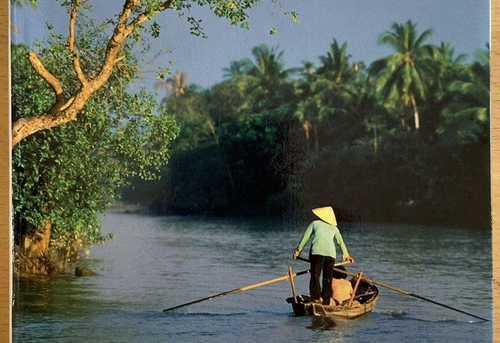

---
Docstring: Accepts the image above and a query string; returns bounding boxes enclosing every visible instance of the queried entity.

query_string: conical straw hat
[312,206,337,226]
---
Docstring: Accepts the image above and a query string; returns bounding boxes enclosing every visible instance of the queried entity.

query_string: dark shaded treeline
[124,21,490,228]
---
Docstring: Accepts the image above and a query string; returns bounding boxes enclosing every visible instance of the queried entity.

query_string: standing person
[293,206,354,304]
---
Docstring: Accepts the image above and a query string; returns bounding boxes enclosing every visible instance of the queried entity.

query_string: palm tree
[293,61,317,143]
[222,59,253,79]
[371,20,433,130]
[453,47,489,110]
[422,42,467,138]
[315,38,358,114]
[348,73,388,154]
[441,47,489,144]
[239,44,295,113]
[428,42,466,99]
[301,61,316,78]
[295,39,357,153]
[155,71,189,98]
[248,44,293,91]
[431,42,466,66]
[317,39,356,83]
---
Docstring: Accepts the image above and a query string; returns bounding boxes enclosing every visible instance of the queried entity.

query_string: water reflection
[307,316,338,331]
[14,276,101,318]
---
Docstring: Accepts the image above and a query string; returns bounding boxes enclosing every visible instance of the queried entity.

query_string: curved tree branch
[92,0,175,89]
[68,0,88,86]
[28,52,64,104]
[127,0,174,31]
[12,0,174,147]
[12,109,75,147]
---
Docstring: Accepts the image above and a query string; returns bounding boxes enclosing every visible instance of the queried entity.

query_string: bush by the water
[12,23,178,275]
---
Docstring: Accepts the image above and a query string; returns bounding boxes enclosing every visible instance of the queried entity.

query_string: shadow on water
[378,309,408,318]
[306,316,338,331]
[161,311,248,318]
[377,310,488,325]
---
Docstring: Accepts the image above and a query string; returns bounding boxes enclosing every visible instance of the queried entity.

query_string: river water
[14,212,492,342]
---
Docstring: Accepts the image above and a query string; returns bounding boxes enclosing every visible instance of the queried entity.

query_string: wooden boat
[286,276,380,319]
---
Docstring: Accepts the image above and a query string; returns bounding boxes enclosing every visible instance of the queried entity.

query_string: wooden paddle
[163,260,352,312]
[296,256,490,322]
[162,269,309,312]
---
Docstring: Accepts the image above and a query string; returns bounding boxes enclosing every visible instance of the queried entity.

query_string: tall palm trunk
[206,119,219,145]
[302,120,312,151]
[373,125,379,155]
[411,95,420,130]
[312,123,320,154]
[400,117,407,130]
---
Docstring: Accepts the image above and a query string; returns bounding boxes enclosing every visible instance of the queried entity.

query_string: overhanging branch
[68,0,88,86]
[126,0,174,31]
[12,0,175,147]
[28,52,65,105]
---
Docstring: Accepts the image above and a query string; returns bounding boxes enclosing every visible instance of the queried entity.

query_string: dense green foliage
[125,21,490,228]
[11,0,38,7]
[12,24,179,245]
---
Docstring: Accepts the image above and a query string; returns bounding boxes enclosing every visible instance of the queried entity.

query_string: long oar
[297,256,489,322]
[162,269,309,312]
[163,260,352,313]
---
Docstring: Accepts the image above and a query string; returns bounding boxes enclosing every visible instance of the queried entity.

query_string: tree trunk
[303,120,311,140]
[411,96,420,130]
[206,119,219,145]
[313,123,320,155]
[22,221,52,258]
[302,120,312,152]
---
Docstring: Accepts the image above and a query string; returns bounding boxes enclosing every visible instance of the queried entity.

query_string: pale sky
[12,0,489,91]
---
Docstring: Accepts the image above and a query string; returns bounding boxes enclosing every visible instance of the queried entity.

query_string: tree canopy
[13,23,178,249]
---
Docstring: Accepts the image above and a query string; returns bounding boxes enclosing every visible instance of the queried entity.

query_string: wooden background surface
[0,0,10,342]
[0,1,497,342]
[492,1,499,340]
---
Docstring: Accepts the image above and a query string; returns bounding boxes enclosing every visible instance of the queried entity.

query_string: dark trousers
[309,254,335,303]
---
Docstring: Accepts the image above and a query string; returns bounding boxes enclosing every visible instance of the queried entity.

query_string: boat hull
[287,282,379,319]
[290,294,379,319]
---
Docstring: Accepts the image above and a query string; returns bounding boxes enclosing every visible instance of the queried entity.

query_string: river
[13,212,492,342]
